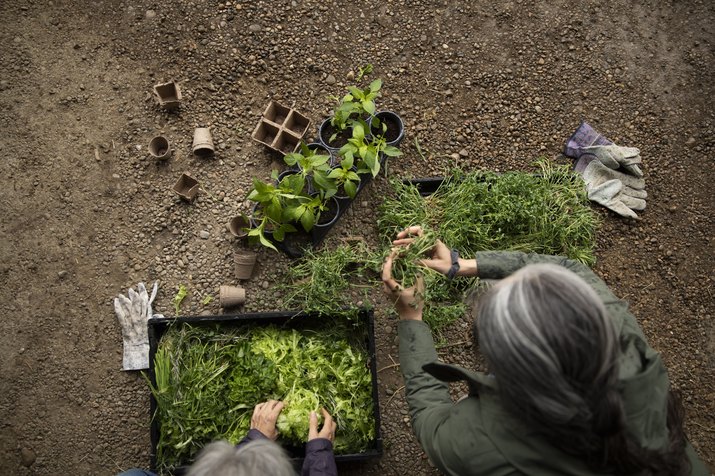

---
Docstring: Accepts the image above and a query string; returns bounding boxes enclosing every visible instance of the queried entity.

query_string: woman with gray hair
[187,400,337,476]
[382,226,709,476]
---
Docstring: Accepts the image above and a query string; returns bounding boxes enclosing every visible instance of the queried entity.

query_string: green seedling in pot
[284,142,331,179]
[247,173,304,250]
[328,155,361,199]
[339,121,402,177]
[328,79,383,140]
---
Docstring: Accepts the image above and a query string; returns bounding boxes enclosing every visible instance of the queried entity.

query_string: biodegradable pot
[369,111,405,146]
[234,251,257,280]
[148,135,171,160]
[173,173,200,202]
[227,215,250,239]
[153,81,182,110]
[192,128,215,157]
[219,285,246,308]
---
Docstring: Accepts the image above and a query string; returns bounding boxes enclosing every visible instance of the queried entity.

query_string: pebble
[249,24,261,32]
[20,448,36,467]
[325,74,336,85]
[459,149,468,157]
[145,10,156,19]
[58,270,69,279]
[199,230,210,239]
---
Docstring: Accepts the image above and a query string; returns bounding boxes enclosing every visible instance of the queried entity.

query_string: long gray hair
[476,263,690,474]
[187,439,295,476]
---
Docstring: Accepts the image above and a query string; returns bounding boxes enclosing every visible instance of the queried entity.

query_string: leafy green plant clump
[148,323,376,471]
[377,160,598,331]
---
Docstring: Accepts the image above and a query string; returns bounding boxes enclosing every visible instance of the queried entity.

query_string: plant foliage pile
[377,160,598,330]
[280,241,380,319]
[148,322,375,471]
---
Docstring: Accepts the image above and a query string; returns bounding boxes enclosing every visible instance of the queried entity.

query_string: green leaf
[327,168,342,179]
[344,181,358,199]
[352,123,365,142]
[259,232,278,250]
[341,155,354,169]
[363,100,375,115]
[369,79,382,93]
[300,210,315,231]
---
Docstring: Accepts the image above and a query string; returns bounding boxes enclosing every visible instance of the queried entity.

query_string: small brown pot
[227,215,250,239]
[219,285,246,308]
[192,127,215,157]
[153,81,182,110]
[173,173,200,202]
[148,135,171,160]
[234,251,257,280]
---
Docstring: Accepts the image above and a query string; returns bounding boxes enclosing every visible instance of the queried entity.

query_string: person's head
[476,264,621,443]
[475,263,691,474]
[187,439,294,476]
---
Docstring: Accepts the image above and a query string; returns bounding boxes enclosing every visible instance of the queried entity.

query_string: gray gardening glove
[113,282,163,371]
[575,156,647,219]
[565,121,643,177]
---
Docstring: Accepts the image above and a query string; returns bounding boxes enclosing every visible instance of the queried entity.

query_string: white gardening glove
[564,121,643,177]
[113,282,163,371]
[577,157,647,219]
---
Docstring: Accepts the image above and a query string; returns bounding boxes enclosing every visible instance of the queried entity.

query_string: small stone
[459,149,468,157]
[58,270,69,279]
[249,24,261,32]
[261,281,269,289]
[685,137,696,146]
[450,153,460,161]
[325,74,336,85]
[535,105,542,113]
[199,230,210,239]
[145,10,156,19]
[538,58,545,65]
[444,89,453,97]
[346,71,355,81]
[20,448,36,467]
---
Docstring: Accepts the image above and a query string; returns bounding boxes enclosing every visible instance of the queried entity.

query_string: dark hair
[476,263,690,474]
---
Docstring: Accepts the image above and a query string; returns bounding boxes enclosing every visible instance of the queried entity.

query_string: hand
[309,408,336,443]
[251,400,284,440]
[382,249,424,321]
[392,226,452,275]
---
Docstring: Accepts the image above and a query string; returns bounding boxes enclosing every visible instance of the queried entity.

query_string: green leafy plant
[172,284,188,315]
[338,121,403,177]
[329,79,382,137]
[149,321,376,471]
[284,142,331,181]
[356,63,373,81]
[327,156,361,199]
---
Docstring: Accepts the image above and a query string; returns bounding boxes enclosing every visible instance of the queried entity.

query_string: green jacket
[399,251,709,476]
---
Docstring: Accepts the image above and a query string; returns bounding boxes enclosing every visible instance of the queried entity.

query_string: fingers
[381,252,400,294]
[395,225,423,240]
[318,408,336,442]
[308,411,318,440]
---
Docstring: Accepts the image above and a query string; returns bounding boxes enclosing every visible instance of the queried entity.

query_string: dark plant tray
[147,309,382,474]
[403,176,447,196]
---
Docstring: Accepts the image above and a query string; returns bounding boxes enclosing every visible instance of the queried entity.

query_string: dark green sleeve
[475,251,647,344]
[398,320,453,447]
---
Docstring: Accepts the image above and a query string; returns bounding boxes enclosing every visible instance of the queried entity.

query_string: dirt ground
[0,0,713,474]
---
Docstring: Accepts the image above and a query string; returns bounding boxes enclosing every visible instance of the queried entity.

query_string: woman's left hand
[382,249,424,321]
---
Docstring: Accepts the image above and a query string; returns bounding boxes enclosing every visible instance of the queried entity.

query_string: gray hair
[477,263,621,437]
[187,439,295,476]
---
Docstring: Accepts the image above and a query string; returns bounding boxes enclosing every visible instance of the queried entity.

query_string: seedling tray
[147,309,382,474]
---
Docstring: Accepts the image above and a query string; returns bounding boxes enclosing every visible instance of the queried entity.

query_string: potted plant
[319,79,383,151]
[328,155,361,201]
[368,110,405,147]
[337,121,403,178]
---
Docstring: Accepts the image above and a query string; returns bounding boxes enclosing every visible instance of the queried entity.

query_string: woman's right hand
[308,408,336,443]
[392,226,454,275]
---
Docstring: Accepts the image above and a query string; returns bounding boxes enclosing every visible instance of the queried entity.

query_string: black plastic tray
[147,309,382,474]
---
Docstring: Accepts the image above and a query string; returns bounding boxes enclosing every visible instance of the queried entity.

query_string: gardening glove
[564,121,643,177]
[575,156,647,219]
[113,281,163,371]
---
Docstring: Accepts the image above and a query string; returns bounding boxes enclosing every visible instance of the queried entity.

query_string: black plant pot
[318,119,351,152]
[311,195,341,244]
[369,110,405,147]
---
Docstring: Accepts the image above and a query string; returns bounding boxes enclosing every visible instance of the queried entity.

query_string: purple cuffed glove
[565,121,643,177]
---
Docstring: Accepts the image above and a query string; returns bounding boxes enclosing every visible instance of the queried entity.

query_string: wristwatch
[446,249,460,280]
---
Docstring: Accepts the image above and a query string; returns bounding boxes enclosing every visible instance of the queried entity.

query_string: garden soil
[0,1,713,475]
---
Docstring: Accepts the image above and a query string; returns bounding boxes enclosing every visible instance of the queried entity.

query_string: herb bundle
[148,322,376,471]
